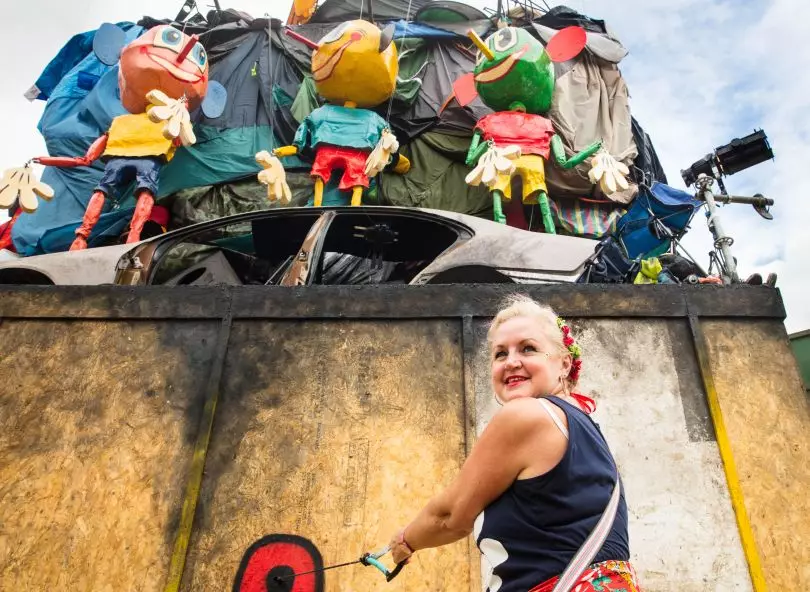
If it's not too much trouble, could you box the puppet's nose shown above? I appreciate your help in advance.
[351,32,362,41]
[176,34,199,64]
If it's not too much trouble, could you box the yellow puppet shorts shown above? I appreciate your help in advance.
[491,154,548,203]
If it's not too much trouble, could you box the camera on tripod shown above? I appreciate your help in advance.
[681,129,773,192]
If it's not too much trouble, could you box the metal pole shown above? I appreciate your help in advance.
[696,174,739,284]
[714,194,773,207]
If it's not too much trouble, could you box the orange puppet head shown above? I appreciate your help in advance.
[118,25,209,114]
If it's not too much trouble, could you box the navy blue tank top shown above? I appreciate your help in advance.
[474,396,629,591]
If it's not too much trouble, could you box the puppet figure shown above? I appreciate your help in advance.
[464,27,628,232]
[256,20,409,207]
[1,23,226,250]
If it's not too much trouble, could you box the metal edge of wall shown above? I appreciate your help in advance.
[0,284,786,320]
[687,314,769,592]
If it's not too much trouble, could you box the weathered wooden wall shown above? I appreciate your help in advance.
[0,318,219,591]
[181,320,471,591]
[703,320,810,589]
[0,284,804,592]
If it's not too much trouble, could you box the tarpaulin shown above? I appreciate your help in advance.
[392,20,462,39]
[379,131,491,216]
[310,0,430,23]
[631,116,668,185]
[12,24,143,255]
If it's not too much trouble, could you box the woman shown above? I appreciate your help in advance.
[388,295,640,591]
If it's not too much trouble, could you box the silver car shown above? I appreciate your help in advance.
[0,207,596,286]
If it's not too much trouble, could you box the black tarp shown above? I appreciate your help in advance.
[631,117,668,185]
[533,4,609,35]
[387,40,492,141]
[310,0,432,23]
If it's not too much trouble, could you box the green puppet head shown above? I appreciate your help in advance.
[473,27,554,114]
[471,26,588,114]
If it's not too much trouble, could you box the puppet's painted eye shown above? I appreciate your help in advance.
[161,28,183,47]
[320,23,349,44]
[493,28,517,52]
[192,43,207,68]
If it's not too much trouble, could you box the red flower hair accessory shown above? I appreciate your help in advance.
[556,317,582,382]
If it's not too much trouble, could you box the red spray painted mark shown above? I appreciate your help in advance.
[233,534,324,592]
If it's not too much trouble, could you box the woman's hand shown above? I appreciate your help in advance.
[388,529,415,564]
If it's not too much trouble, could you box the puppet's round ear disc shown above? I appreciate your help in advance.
[93,22,127,66]
[201,81,227,119]
[546,26,587,63]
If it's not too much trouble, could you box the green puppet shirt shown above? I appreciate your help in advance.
[293,104,387,154]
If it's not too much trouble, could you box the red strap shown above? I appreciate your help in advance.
[570,393,596,414]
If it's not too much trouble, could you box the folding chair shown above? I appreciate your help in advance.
[615,182,702,260]
[578,182,702,283]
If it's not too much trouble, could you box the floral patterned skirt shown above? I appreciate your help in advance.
[528,560,641,592]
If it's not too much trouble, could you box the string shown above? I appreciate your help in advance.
[267,15,275,152]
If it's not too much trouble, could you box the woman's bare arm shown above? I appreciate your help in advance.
[393,397,566,556]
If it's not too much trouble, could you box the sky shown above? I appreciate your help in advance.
[1,0,807,332]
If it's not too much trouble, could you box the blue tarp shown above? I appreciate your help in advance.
[392,20,462,39]
[36,207,135,254]
[30,30,96,101]
[12,23,143,255]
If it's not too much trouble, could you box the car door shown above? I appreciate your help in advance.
[115,210,325,286]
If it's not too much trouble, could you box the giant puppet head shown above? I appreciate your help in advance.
[93,23,226,117]
[471,26,587,114]
[119,25,209,114]
[310,20,398,108]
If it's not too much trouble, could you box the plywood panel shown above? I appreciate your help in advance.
[0,319,219,590]
[183,320,471,591]
[703,320,810,588]
[471,318,750,591]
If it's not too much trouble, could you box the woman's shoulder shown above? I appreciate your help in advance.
[493,398,560,433]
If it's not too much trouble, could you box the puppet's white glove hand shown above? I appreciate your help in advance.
[147,90,196,146]
[364,129,400,177]
[255,151,292,204]
[465,144,521,187]
[588,149,630,195]
[0,165,54,212]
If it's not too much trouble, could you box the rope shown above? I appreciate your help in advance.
[274,558,362,581]
[267,16,275,150]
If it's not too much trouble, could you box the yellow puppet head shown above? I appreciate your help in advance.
[311,20,398,108]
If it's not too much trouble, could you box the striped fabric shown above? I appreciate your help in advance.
[550,200,627,238]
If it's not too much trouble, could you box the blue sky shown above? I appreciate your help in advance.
[1,0,806,331]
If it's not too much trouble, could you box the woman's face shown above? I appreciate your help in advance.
[490,316,571,404]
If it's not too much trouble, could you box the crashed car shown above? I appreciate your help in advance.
[0,207,596,286]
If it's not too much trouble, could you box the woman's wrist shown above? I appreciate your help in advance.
[398,528,415,554]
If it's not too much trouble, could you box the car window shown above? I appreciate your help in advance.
[316,212,464,285]
[148,213,321,286]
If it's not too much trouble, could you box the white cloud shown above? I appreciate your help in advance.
[1,0,806,330]
[582,0,809,332]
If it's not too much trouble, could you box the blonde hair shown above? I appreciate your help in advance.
[487,294,578,387]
